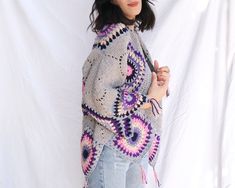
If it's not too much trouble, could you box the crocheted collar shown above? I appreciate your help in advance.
[97,22,138,36]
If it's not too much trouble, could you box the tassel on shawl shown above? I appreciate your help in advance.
[139,164,148,184]
[152,165,161,187]
[149,98,162,117]
[83,178,88,188]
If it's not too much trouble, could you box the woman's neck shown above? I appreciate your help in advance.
[127,24,135,31]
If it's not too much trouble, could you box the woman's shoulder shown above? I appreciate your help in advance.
[92,23,131,51]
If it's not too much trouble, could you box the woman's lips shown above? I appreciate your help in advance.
[128,1,139,7]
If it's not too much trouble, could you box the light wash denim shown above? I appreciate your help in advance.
[87,145,149,188]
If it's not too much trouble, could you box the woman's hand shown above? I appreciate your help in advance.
[141,60,170,109]
[149,60,170,100]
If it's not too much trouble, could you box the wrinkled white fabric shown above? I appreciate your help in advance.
[144,0,235,187]
[0,0,234,188]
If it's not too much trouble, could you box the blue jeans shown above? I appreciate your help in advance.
[87,145,149,188]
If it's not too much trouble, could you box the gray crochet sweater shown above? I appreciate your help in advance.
[81,23,163,182]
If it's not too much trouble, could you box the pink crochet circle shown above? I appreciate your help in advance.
[127,65,134,76]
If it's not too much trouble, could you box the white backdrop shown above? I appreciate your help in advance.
[0,0,234,188]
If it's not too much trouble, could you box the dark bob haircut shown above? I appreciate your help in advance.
[89,0,156,32]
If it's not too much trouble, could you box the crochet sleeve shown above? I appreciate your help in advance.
[82,41,162,138]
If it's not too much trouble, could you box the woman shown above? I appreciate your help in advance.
[81,0,170,187]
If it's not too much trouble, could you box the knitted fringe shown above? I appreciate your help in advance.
[149,98,162,116]
[152,166,161,187]
[139,164,148,184]
[83,178,88,188]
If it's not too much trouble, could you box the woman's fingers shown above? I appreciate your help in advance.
[158,79,169,88]
[152,72,158,82]
[152,62,170,90]
[158,75,169,86]
[154,60,159,72]
[157,77,167,82]
[157,71,170,82]
[153,61,170,74]
[158,72,170,77]
[158,66,170,72]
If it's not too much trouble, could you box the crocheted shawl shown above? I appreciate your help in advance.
[81,23,163,183]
